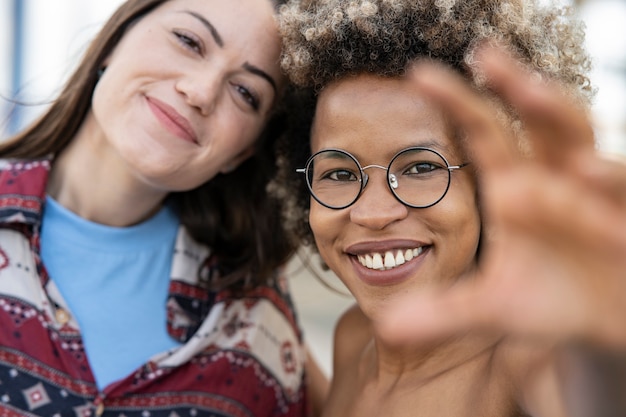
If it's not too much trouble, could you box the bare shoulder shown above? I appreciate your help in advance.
[332,303,372,374]
[321,304,372,417]
[494,341,567,417]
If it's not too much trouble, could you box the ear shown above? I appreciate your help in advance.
[220,146,256,174]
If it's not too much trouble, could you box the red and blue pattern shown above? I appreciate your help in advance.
[0,158,308,417]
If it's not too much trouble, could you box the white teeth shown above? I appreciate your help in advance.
[395,251,405,266]
[384,252,395,268]
[372,253,384,269]
[357,247,424,270]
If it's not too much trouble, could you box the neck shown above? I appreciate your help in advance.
[369,330,500,386]
[47,115,168,227]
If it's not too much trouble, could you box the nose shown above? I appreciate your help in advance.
[176,68,221,116]
[349,170,408,230]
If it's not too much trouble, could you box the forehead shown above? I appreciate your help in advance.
[156,0,277,17]
[153,0,279,41]
[146,0,284,73]
[312,74,458,159]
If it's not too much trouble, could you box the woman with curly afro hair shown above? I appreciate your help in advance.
[274,0,626,416]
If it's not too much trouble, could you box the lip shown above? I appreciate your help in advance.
[346,239,430,286]
[347,239,427,255]
[146,96,198,144]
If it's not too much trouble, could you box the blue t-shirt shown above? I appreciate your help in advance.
[40,196,181,389]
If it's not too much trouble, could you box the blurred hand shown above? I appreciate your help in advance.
[380,46,626,350]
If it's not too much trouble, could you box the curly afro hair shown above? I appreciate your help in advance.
[273,0,594,247]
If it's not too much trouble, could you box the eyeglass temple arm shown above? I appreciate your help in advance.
[448,162,470,171]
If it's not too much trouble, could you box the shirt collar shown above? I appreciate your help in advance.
[0,158,51,227]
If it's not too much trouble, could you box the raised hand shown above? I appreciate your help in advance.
[380,46,626,350]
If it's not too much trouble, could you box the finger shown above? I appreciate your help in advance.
[475,46,595,164]
[572,152,626,207]
[377,278,501,345]
[491,166,626,258]
[407,61,516,174]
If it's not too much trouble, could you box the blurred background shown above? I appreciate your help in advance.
[1,0,625,376]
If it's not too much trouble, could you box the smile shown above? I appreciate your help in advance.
[146,96,198,144]
[357,247,424,271]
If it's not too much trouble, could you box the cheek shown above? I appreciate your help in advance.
[453,175,481,236]
[309,203,339,259]
[215,108,264,151]
[91,69,137,139]
[308,203,328,244]
[447,195,482,265]
[434,182,482,254]
[463,209,482,257]
[91,79,112,124]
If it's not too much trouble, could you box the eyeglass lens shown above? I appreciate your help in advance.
[305,148,451,209]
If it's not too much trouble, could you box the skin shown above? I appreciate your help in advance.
[42,2,329,412]
[382,49,626,348]
[309,74,481,321]
[308,74,541,416]
[47,0,285,227]
[378,47,626,417]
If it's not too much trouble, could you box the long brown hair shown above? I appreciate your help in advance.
[1,0,295,288]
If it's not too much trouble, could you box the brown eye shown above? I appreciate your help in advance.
[405,162,439,175]
[173,30,203,54]
[233,84,260,111]
[327,169,358,182]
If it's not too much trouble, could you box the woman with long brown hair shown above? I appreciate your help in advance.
[0,0,318,415]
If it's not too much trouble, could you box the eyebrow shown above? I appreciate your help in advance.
[412,140,454,155]
[243,62,278,94]
[182,11,278,94]
[184,10,223,47]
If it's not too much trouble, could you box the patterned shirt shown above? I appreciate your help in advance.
[0,158,307,417]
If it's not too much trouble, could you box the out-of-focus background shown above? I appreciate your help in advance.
[1,0,625,376]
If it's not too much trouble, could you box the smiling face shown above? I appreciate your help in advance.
[309,73,482,319]
[90,0,284,191]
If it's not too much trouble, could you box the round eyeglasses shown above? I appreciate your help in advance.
[296,147,469,209]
